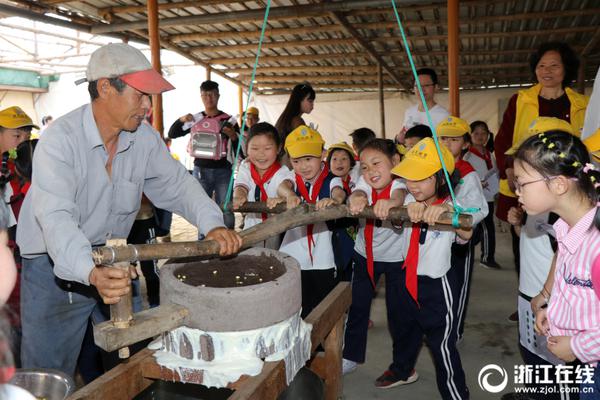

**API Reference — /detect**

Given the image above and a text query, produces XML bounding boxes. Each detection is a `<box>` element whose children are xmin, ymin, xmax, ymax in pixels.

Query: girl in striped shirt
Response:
<box><xmin>513</xmin><ymin>130</ymin><xmax>600</xmax><ymax>398</ymax></box>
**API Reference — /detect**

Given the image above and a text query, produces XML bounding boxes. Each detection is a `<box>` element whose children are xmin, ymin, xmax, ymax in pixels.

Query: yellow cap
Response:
<box><xmin>391</xmin><ymin>137</ymin><xmax>455</xmax><ymax>181</ymax></box>
<box><xmin>326</xmin><ymin>141</ymin><xmax>355</xmax><ymax>158</ymax></box>
<box><xmin>436</xmin><ymin>116</ymin><xmax>470</xmax><ymax>138</ymax></box>
<box><xmin>246</xmin><ymin>106</ymin><xmax>259</xmax><ymax>117</ymax></box>
<box><xmin>396</xmin><ymin>144</ymin><xmax>408</xmax><ymax>155</ymax></box>
<box><xmin>285</xmin><ymin>125</ymin><xmax>325</xmax><ymax>158</ymax></box>
<box><xmin>0</xmin><ymin>106</ymin><xmax>39</xmax><ymax>130</ymax></box>
<box><xmin>584</xmin><ymin>128</ymin><xmax>600</xmax><ymax>162</ymax></box>
<box><xmin>505</xmin><ymin>117</ymin><xmax>576</xmax><ymax>155</ymax></box>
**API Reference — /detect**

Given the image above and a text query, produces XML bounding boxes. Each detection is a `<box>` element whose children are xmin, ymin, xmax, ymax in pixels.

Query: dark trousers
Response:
<box><xmin>452</xmin><ymin>242</ymin><xmax>475</xmax><ymax>339</ymax></box>
<box><xmin>127</xmin><ymin>217</ymin><xmax>160</xmax><ymax>308</ymax></box>
<box><xmin>301</xmin><ymin>268</ymin><xmax>336</xmax><ymax>319</ymax></box>
<box><xmin>343</xmin><ymin>252</ymin><xmax>403</xmax><ymax>364</ymax></box>
<box><xmin>396</xmin><ymin>269</ymin><xmax>469</xmax><ymax>400</ymax></box>
<box><xmin>476</xmin><ymin>201</ymin><xmax>496</xmax><ymax>263</ymax></box>
<box><xmin>519</xmin><ymin>343</ymin><xmax>579</xmax><ymax>400</ymax></box>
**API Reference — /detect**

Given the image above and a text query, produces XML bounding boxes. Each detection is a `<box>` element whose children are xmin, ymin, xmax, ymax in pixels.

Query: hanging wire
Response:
<box><xmin>223</xmin><ymin>0</ymin><xmax>272</xmax><ymax>211</ymax></box>
<box><xmin>390</xmin><ymin>0</ymin><xmax>478</xmax><ymax>227</ymax></box>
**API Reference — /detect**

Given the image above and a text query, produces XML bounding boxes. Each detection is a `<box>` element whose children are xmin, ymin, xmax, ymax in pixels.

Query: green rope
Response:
<box><xmin>223</xmin><ymin>0</ymin><xmax>272</xmax><ymax>212</ymax></box>
<box><xmin>390</xmin><ymin>0</ymin><xmax>479</xmax><ymax>227</ymax></box>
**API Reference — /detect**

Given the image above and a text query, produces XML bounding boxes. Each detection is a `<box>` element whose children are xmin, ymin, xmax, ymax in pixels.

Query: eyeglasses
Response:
<box><xmin>514</xmin><ymin>176</ymin><xmax>556</xmax><ymax>193</ymax></box>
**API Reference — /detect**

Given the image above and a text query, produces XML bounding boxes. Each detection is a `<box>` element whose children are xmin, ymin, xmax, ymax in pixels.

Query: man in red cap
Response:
<box><xmin>16</xmin><ymin>43</ymin><xmax>242</xmax><ymax>377</ymax></box>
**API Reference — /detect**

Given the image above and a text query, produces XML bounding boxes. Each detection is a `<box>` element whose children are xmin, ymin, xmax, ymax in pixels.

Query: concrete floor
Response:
<box><xmin>342</xmin><ymin>224</ymin><xmax>522</xmax><ymax>400</ymax></box>
<box><xmin>168</xmin><ymin>215</ymin><xmax>523</xmax><ymax>399</ymax></box>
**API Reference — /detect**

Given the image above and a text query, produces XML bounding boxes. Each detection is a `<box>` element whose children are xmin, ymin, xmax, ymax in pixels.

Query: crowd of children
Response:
<box><xmin>230</xmin><ymin>113</ymin><xmax>504</xmax><ymax>399</ymax></box>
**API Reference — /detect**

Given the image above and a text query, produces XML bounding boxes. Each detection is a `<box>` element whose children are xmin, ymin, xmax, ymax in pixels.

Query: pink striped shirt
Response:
<box><xmin>548</xmin><ymin>206</ymin><xmax>600</xmax><ymax>364</ymax></box>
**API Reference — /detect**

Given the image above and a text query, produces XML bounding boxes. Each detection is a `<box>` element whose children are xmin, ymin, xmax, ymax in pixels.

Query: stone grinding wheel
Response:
<box><xmin>160</xmin><ymin>248</ymin><xmax>301</xmax><ymax>332</ymax></box>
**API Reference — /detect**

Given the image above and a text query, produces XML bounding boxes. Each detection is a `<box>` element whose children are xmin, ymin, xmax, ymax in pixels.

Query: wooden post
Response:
<box><xmin>147</xmin><ymin>0</ymin><xmax>164</xmax><ymax>135</ymax></box>
<box><xmin>206</xmin><ymin>65</ymin><xmax>212</xmax><ymax>81</ymax></box>
<box><xmin>577</xmin><ymin>57</ymin><xmax>586</xmax><ymax>94</ymax></box>
<box><xmin>447</xmin><ymin>0</ymin><xmax>460</xmax><ymax>116</ymax></box>
<box><xmin>378</xmin><ymin>62</ymin><xmax>386</xmax><ymax>138</ymax></box>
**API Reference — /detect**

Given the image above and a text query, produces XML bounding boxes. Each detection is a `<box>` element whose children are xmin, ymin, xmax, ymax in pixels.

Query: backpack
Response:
<box><xmin>187</xmin><ymin>113</ymin><xmax>231</xmax><ymax>160</ymax></box>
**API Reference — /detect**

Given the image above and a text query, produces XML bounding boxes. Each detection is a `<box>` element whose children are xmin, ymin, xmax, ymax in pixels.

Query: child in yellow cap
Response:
<box><xmin>0</xmin><ymin>106</ymin><xmax>38</xmax><ymax>155</ymax></box>
<box><xmin>325</xmin><ymin>141</ymin><xmax>358</xmax><ymax>282</ymax></box>
<box><xmin>275</xmin><ymin>125</ymin><xmax>346</xmax><ymax>318</ymax></box>
<box><xmin>389</xmin><ymin>137</ymin><xmax>470</xmax><ymax>397</ymax></box>
<box><xmin>437</xmin><ymin>116</ymin><xmax>489</xmax><ymax>341</ymax></box>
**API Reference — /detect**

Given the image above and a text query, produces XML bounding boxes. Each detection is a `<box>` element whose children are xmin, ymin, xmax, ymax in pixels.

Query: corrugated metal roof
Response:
<box><xmin>2</xmin><ymin>0</ymin><xmax>599</xmax><ymax>93</ymax></box>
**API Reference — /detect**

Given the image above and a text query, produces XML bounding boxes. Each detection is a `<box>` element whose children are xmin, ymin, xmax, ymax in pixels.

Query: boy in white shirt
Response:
<box><xmin>275</xmin><ymin>125</ymin><xmax>346</xmax><ymax>318</ymax></box>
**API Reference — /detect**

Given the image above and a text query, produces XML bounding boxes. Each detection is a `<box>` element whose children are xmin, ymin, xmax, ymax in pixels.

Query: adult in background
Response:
<box><xmin>16</xmin><ymin>43</ymin><xmax>242</xmax><ymax>377</ymax></box>
<box><xmin>494</xmin><ymin>42</ymin><xmax>588</xmax><ymax>287</ymax></box>
<box><xmin>275</xmin><ymin>83</ymin><xmax>316</xmax><ymax>165</ymax></box>
<box><xmin>396</xmin><ymin>68</ymin><xmax>450</xmax><ymax>144</ymax></box>
<box><xmin>168</xmin><ymin>80</ymin><xmax>240</xmax><ymax>229</ymax></box>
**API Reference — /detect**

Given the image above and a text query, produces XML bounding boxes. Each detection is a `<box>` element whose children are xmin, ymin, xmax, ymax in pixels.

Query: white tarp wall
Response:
<box><xmin>252</xmin><ymin>88</ymin><xmax>517</xmax><ymax>145</ymax></box>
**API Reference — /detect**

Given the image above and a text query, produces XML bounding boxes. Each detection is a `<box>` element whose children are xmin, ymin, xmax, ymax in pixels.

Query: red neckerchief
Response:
<box><xmin>364</xmin><ymin>181</ymin><xmax>394</xmax><ymax>287</ymax></box>
<box><xmin>295</xmin><ymin>166</ymin><xmax>330</xmax><ymax>264</ymax></box>
<box><xmin>342</xmin><ymin>175</ymin><xmax>352</xmax><ymax>195</ymax></box>
<box><xmin>455</xmin><ymin>159</ymin><xmax>475</xmax><ymax>178</ymax></box>
<box><xmin>403</xmin><ymin>196</ymin><xmax>447</xmax><ymax>306</ymax></box>
<box><xmin>250</xmin><ymin>162</ymin><xmax>281</xmax><ymax>221</ymax></box>
<box><xmin>468</xmin><ymin>147</ymin><xmax>493</xmax><ymax>170</ymax></box>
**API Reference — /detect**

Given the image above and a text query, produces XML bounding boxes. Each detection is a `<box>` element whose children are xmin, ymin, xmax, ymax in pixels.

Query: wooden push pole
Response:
<box><xmin>238</xmin><ymin>85</ymin><xmax>244</xmax><ymax>122</ymax></box>
<box><xmin>105</xmin><ymin>239</ymin><xmax>134</xmax><ymax>359</ymax></box>
<box><xmin>378</xmin><ymin>62</ymin><xmax>386</xmax><ymax>138</ymax></box>
<box><xmin>147</xmin><ymin>0</ymin><xmax>164</xmax><ymax>135</ymax></box>
<box><xmin>447</xmin><ymin>0</ymin><xmax>460</xmax><ymax>116</ymax></box>
<box><xmin>577</xmin><ymin>58</ymin><xmax>586</xmax><ymax>94</ymax></box>
<box><xmin>206</xmin><ymin>65</ymin><xmax>212</xmax><ymax>81</ymax></box>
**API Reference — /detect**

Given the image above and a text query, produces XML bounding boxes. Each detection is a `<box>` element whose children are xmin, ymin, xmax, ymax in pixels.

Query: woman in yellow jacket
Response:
<box><xmin>494</xmin><ymin>41</ymin><xmax>588</xmax><ymax>279</ymax></box>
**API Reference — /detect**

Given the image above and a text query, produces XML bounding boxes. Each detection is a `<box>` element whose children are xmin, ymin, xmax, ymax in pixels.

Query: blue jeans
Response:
<box><xmin>20</xmin><ymin>254</ymin><xmax>142</xmax><ymax>377</ymax></box>
<box><xmin>580</xmin><ymin>364</ymin><xmax>600</xmax><ymax>400</ymax></box>
<box><xmin>193</xmin><ymin>165</ymin><xmax>234</xmax><ymax>230</ymax></box>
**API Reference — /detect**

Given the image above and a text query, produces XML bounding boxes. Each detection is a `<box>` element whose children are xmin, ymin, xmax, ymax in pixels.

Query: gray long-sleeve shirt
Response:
<box><xmin>17</xmin><ymin>103</ymin><xmax>225</xmax><ymax>284</ymax></box>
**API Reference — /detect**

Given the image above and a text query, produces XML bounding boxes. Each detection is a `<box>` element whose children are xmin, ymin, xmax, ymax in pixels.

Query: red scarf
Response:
<box><xmin>468</xmin><ymin>147</ymin><xmax>493</xmax><ymax>170</ymax></box>
<box><xmin>295</xmin><ymin>166</ymin><xmax>330</xmax><ymax>264</ymax></box>
<box><xmin>364</xmin><ymin>181</ymin><xmax>394</xmax><ymax>287</ymax></box>
<box><xmin>341</xmin><ymin>176</ymin><xmax>352</xmax><ymax>195</ymax></box>
<box><xmin>455</xmin><ymin>159</ymin><xmax>475</xmax><ymax>179</ymax></box>
<box><xmin>250</xmin><ymin>162</ymin><xmax>281</xmax><ymax>221</ymax></box>
<box><xmin>403</xmin><ymin>197</ymin><xmax>447</xmax><ymax>306</ymax></box>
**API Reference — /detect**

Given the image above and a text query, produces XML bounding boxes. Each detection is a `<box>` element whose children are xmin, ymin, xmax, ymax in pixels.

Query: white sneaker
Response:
<box><xmin>342</xmin><ymin>358</ymin><xmax>358</xmax><ymax>375</ymax></box>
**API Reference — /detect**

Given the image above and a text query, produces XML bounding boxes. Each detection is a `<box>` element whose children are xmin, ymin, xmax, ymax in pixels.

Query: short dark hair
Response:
<box><xmin>405</xmin><ymin>124</ymin><xmax>432</xmax><ymax>140</ymax></box>
<box><xmin>15</xmin><ymin>139</ymin><xmax>38</xmax><ymax>181</ymax></box>
<box><xmin>349</xmin><ymin>127</ymin><xmax>376</xmax><ymax>149</ymax></box>
<box><xmin>358</xmin><ymin>138</ymin><xmax>398</xmax><ymax>159</ymax></box>
<box><xmin>200</xmin><ymin>80</ymin><xmax>219</xmax><ymax>93</ymax></box>
<box><xmin>248</xmin><ymin>122</ymin><xmax>281</xmax><ymax>149</ymax></box>
<box><xmin>88</xmin><ymin>77</ymin><xmax>127</xmax><ymax>101</ymax></box>
<box><xmin>416</xmin><ymin>68</ymin><xmax>439</xmax><ymax>85</ymax></box>
<box><xmin>529</xmin><ymin>42</ymin><xmax>579</xmax><ymax>88</ymax></box>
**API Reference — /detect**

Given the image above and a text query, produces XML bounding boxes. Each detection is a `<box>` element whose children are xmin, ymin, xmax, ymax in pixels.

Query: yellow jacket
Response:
<box><xmin>499</xmin><ymin>84</ymin><xmax>589</xmax><ymax>197</ymax></box>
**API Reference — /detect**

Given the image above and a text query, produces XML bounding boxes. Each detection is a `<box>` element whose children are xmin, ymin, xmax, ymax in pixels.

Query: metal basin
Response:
<box><xmin>9</xmin><ymin>369</ymin><xmax>75</xmax><ymax>400</ymax></box>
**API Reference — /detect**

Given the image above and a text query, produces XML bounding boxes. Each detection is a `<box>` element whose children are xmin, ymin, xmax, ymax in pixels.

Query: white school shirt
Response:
<box><xmin>278</xmin><ymin>168</ymin><xmax>342</xmax><ymax>271</ymax></box>
<box><xmin>462</xmin><ymin>150</ymin><xmax>499</xmax><ymax>202</ymax></box>
<box><xmin>400</xmin><ymin>193</ymin><xmax>456</xmax><ymax>278</ymax></box>
<box><xmin>402</xmin><ymin>104</ymin><xmax>450</xmax><ymax>132</ymax></box>
<box><xmin>353</xmin><ymin>177</ymin><xmax>406</xmax><ymax>262</ymax></box>
<box><xmin>234</xmin><ymin>161</ymin><xmax>291</xmax><ymax>229</ymax></box>
<box><xmin>454</xmin><ymin>164</ymin><xmax>489</xmax><ymax>226</ymax></box>
<box><xmin>518</xmin><ymin>212</ymin><xmax>555</xmax><ymax>298</ymax></box>
<box><xmin>349</xmin><ymin>161</ymin><xmax>362</xmax><ymax>186</ymax></box>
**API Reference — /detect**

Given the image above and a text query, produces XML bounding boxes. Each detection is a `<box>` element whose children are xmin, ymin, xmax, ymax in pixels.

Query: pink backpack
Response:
<box><xmin>187</xmin><ymin>114</ymin><xmax>230</xmax><ymax>160</ymax></box>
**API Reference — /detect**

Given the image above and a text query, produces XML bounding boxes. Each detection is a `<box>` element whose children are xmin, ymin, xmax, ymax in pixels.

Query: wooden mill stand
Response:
<box><xmin>68</xmin><ymin>282</ymin><xmax>351</xmax><ymax>400</ymax></box>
